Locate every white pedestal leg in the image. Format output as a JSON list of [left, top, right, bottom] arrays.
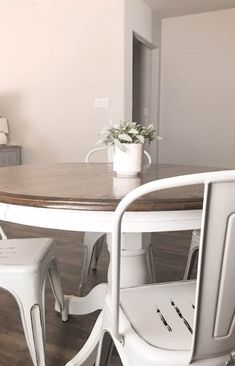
[[107, 233, 153, 288]]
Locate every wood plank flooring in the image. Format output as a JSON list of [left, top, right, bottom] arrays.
[[0, 221, 195, 365]]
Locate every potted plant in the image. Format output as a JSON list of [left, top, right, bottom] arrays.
[[98, 121, 161, 176]]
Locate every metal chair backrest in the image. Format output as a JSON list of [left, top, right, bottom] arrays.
[[85, 146, 152, 164], [85, 146, 113, 162], [111, 170, 235, 360], [191, 178, 235, 362]]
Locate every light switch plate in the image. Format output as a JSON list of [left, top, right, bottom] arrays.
[[94, 97, 110, 109]]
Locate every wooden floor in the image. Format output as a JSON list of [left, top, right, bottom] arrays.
[[0, 221, 195, 366]]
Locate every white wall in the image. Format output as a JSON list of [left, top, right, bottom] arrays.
[[152, 12, 162, 47], [124, 0, 162, 162], [159, 9, 235, 168], [124, 0, 153, 120], [0, 0, 125, 163], [151, 12, 162, 161]]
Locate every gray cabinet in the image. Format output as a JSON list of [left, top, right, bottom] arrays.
[[0, 145, 21, 166]]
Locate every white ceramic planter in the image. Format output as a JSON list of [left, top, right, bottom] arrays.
[[113, 143, 143, 176]]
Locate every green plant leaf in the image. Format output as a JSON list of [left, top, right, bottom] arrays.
[[98, 120, 162, 147], [136, 135, 145, 143], [129, 128, 138, 134], [118, 133, 133, 142]]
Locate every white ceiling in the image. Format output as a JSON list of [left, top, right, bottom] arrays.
[[143, 0, 235, 18]]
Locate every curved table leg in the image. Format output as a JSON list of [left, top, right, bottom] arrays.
[[95, 332, 113, 366], [55, 285, 107, 365], [55, 284, 107, 316], [66, 312, 103, 366], [65, 312, 113, 366]]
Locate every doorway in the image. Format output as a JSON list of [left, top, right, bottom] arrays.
[[132, 34, 159, 162]]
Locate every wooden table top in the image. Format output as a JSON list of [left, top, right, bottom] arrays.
[[0, 163, 221, 211]]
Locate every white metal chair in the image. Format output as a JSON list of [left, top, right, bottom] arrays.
[[0, 234, 68, 366], [69, 170, 235, 366], [82, 146, 203, 291], [85, 146, 152, 164], [78, 146, 152, 295]]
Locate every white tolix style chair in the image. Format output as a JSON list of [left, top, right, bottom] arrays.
[[85, 146, 152, 165], [70, 170, 235, 366], [78, 146, 152, 295], [0, 232, 68, 366], [81, 146, 202, 293]]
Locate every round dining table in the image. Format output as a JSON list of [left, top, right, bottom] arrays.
[[0, 162, 215, 285], [0, 162, 218, 365], [0, 162, 209, 226]]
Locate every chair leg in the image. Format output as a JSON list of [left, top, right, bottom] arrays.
[[0, 224, 7, 239], [91, 235, 105, 271], [48, 258, 68, 322], [183, 229, 200, 280], [95, 332, 113, 366], [146, 243, 156, 282], [19, 299, 45, 366], [78, 232, 105, 296]]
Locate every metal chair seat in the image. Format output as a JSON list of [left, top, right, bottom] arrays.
[[120, 281, 195, 350], [0, 237, 67, 366]]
